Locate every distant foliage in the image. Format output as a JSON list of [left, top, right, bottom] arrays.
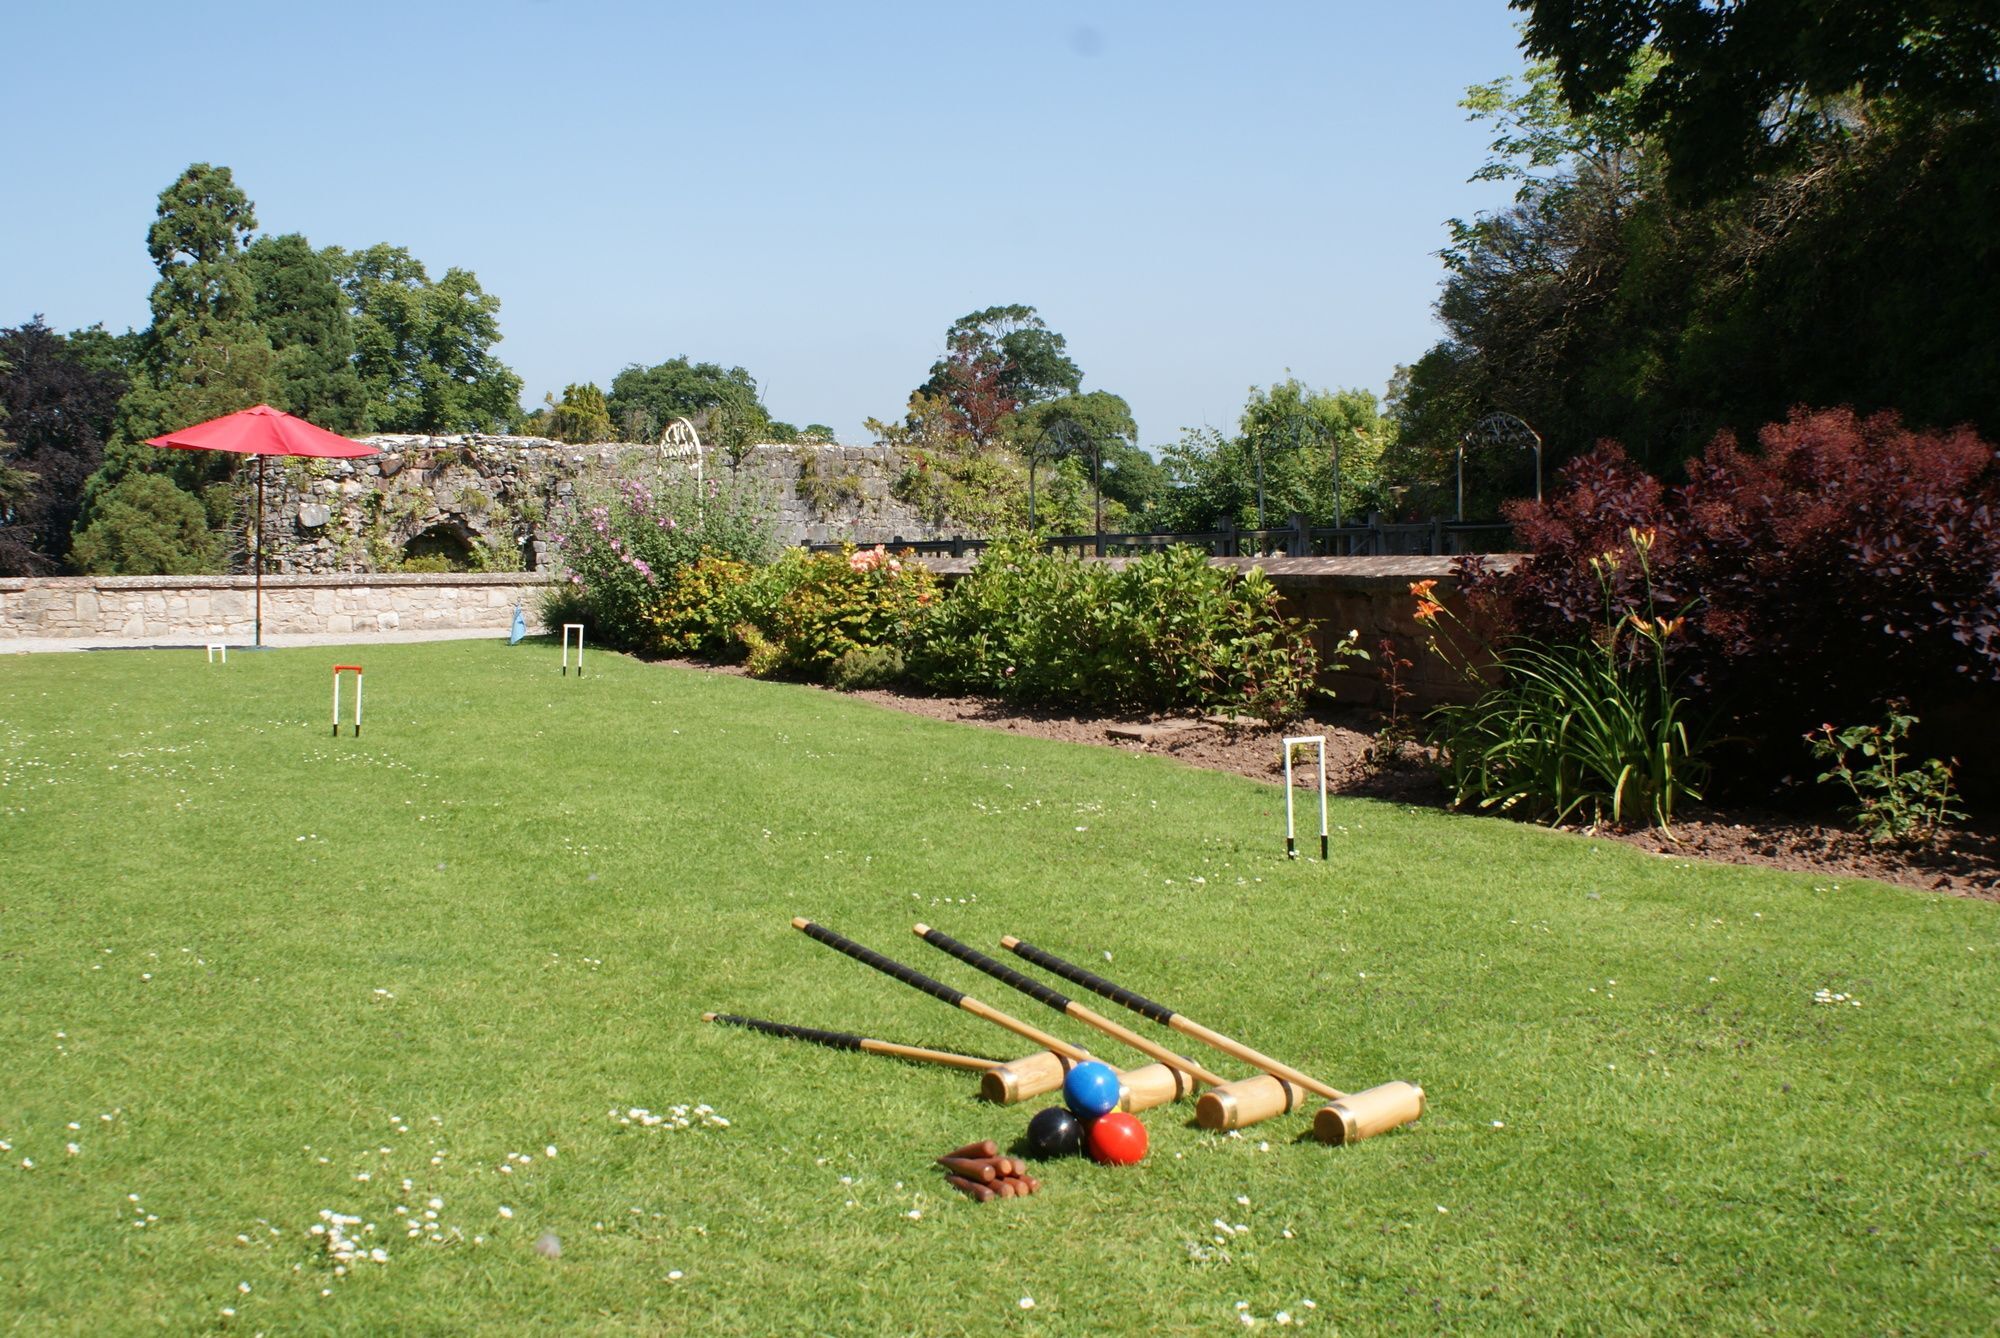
[[69, 473, 222, 575], [1392, 44, 2000, 498], [241, 233, 367, 432], [1465, 407, 2000, 792], [545, 383, 614, 443], [0, 319, 127, 574], [334, 243, 523, 434]]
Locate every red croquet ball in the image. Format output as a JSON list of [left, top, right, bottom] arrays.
[[1087, 1110, 1148, 1165]]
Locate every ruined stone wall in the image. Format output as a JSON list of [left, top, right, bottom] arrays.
[[254, 435, 956, 576]]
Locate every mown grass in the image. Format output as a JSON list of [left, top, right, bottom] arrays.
[[0, 639, 1994, 1334]]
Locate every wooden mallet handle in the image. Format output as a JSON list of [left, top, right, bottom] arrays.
[[915, 925, 1227, 1087], [1002, 935, 1347, 1101]]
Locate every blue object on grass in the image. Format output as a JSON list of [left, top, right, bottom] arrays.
[[1063, 1059, 1122, 1117], [509, 606, 527, 644]]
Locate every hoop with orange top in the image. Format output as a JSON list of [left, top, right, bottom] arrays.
[[331, 664, 364, 737]]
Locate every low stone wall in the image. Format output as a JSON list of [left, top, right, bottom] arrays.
[[0, 573, 555, 644], [1, 558, 1499, 709]]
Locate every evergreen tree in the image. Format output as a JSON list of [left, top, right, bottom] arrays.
[[113, 163, 278, 445], [242, 233, 367, 432], [69, 473, 222, 575], [83, 164, 277, 560]]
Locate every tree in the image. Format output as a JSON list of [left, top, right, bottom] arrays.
[[1009, 391, 1141, 529], [242, 233, 367, 431], [0, 319, 128, 573], [1154, 381, 1396, 531], [88, 163, 277, 555], [545, 382, 614, 443], [916, 305, 1083, 444], [111, 163, 278, 447], [606, 357, 767, 443], [69, 473, 222, 574], [1389, 40, 2000, 507], [335, 243, 523, 433], [1516, 0, 2000, 200]]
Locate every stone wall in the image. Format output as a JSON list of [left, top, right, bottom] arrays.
[[0, 572, 553, 644], [1, 556, 1504, 709], [254, 435, 955, 576]]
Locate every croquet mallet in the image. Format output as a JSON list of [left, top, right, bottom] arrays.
[[912, 924, 1224, 1098], [792, 918, 1189, 1110], [702, 1011, 1001, 1072], [1001, 935, 1424, 1143]]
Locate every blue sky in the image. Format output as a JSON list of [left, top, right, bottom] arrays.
[[3, 1, 1529, 445]]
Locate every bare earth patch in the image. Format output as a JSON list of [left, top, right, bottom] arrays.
[[659, 659, 1999, 901]]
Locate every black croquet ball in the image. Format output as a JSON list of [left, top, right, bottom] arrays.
[[1026, 1106, 1084, 1159]]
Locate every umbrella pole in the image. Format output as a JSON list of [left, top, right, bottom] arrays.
[[255, 455, 265, 648]]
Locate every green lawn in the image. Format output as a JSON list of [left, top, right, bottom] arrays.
[[1, 639, 1995, 1334]]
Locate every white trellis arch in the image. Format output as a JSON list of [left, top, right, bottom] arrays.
[[658, 418, 704, 511]]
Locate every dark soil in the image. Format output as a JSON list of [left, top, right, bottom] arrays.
[[659, 660, 2000, 901]]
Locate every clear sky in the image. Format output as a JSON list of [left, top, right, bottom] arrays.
[[2, 0, 1529, 446]]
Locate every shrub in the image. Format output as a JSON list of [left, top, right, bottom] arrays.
[[645, 556, 755, 658], [69, 473, 222, 575], [1428, 538, 1710, 829], [906, 538, 1334, 721], [1805, 706, 1966, 846], [830, 645, 907, 691], [541, 472, 774, 650], [732, 546, 940, 682], [1467, 407, 1999, 793]]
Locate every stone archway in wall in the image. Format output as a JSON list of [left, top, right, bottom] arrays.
[[401, 521, 480, 571]]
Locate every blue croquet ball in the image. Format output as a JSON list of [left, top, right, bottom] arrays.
[[1062, 1060, 1122, 1118], [1026, 1106, 1084, 1159]]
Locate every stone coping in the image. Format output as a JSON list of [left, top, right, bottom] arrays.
[[912, 553, 1521, 581], [0, 572, 557, 593], [4, 555, 1513, 592]]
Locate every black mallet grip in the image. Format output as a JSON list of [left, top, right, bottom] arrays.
[[705, 1012, 863, 1051], [916, 925, 1073, 1014], [794, 919, 967, 1009], [1004, 937, 1179, 1026]]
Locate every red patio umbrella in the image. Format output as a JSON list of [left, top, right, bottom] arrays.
[[148, 405, 378, 647]]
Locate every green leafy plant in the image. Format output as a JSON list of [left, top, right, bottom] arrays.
[[829, 644, 907, 691], [905, 538, 1337, 722], [644, 555, 755, 657], [795, 447, 865, 512], [1805, 707, 1965, 846], [69, 473, 223, 575], [1427, 529, 1708, 829], [730, 545, 939, 682]]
